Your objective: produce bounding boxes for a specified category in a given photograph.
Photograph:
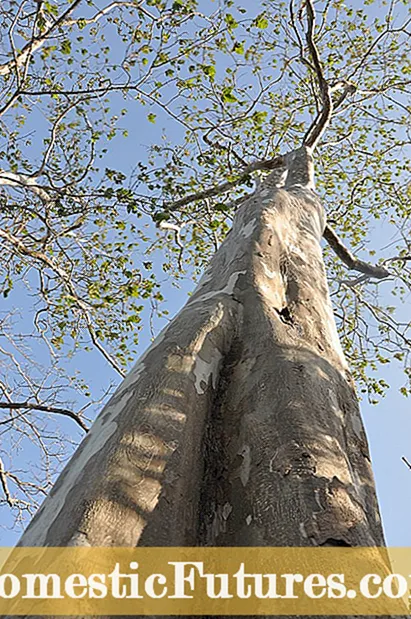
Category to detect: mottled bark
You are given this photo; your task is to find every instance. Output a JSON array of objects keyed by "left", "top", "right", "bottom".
[{"left": 17, "top": 147, "right": 384, "bottom": 553}]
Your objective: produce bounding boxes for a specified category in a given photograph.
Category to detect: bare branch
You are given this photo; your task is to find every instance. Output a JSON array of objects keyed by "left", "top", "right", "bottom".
[
  {"left": 301, "top": 0, "right": 333, "bottom": 150},
  {"left": 0, "top": 402, "right": 89, "bottom": 433},
  {"left": 165, "top": 156, "right": 283, "bottom": 212},
  {"left": 0, "top": 456, "right": 14, "bottom": 507},
  {"left": 0, "top": 170, "right": 55, "bottom": 202},
  {"left": 323, "top": 224, "right": 391, "bottom": 280}
]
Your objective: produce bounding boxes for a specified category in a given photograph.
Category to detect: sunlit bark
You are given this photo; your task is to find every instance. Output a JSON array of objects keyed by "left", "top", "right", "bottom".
[{"left": 18, "top": 148, "right": 384, "bottom": 552}]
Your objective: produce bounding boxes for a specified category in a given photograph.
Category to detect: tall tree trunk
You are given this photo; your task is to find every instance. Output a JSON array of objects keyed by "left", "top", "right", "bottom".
[{"left": 17, "top": 147, "right": 385, "bottom": 550}]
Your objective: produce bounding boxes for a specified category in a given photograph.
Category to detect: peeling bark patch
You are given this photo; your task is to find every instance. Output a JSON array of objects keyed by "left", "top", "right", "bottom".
[
  {"left": 193, "top": 270, "right": 247, "bottom": 304},
  {"left": 193, "top": 348, "right": 223, "bottom": 394},
  {"left": 240, "top": 219, "right": 257, "bottom": 238},
  {"left": 313, "top": 436, "right": 352, "bottom": 485},
  {"left": 20, "top": 390, "right": 134, "bottom": 546},
  {"left": 238, "top": 445, "right": 251, "bottom": 486},
  {"left": 222, "top": 502, "right": 233, "bottom": 520},
  {"left": 304, "top": 478, "right": 366, "bottom": 546},
  {"left": 261, "top": 262, "right": 276, "bottom": 279}
]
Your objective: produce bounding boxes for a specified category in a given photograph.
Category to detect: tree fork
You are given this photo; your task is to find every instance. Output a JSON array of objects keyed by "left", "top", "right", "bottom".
[{"left": 17, "top": 147, "right": 385, "bottom": 552}]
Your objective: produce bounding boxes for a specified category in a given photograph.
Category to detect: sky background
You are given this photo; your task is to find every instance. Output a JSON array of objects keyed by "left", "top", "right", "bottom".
[{"left": 0, "top": 0, "right": 410, "bottom": 547}]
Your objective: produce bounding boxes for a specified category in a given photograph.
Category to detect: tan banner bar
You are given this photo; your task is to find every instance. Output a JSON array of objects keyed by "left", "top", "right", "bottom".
[{"left": 0, "top": 547, "right": 410, "bottom": 615}]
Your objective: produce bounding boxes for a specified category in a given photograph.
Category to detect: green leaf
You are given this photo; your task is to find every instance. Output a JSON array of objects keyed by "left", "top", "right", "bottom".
[
  {"left": 221, "top": 87, "right": 237, "bottom": 103},
  {"left": 253, "top": 13, "right": 269, "bottom": 29},
  {"left": 225, "top": 14, "right": 238, "bottom": 29},
  {"left": 147, "top": 113, "right": 157, "bottom": 123},
  {"left": 60, "top": 39, "right": 72, "bottom": 55},
  {"left": 201, "top": 64, "right": 216, "bottom": 80},
  {"left": 232, "top": 41, "right": 244, "bottom": 55}
]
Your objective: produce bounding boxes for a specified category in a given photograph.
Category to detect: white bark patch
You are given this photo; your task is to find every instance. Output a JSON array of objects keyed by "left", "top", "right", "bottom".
[
  {"left": 21, "top": 389, "right": 134, "bottom": 546},
  {"left": 238, "top": 445, "right": 251, "bottom": 486},
  {"left": 239, "top": 219, "right": 257, "bottom": 238},
  {"left": 193, "top": 270, "right": 246, "bottom": 304},
  {"left": 259, "top": 282, "right": 273, "bottom": 297},
  {"left": 193, "top": 348, "right": 223, "bottom": 394},
  {"left": 222, "top": 502, "right": 233, "bottom": 520},
  {"left": 67, "top": 532, "right": 91, "bottom": 547},
  {"left": 324, "top": 303, "right": 348, "bottom": 368},
  {"left": 328, "top": 389, "right": 344, "bottom": 421},
  {"left": 246, "top": 515, "right": 252, "bottom": 526},
  {"left": 261, "top": 262, "right": 276, "bottom": 279},
  {"left": 313, "top": 436, "right": 352, "bottom": 485},
  {"left": 289, "top": 243, "right": 307, "bottom": 261},
  {"left": 299, "top": 522, "right": 308, "bottom": 538}
]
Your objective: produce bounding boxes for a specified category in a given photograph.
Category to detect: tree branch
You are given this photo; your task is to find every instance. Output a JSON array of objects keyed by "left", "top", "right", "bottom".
[
  {"left": 0, "top": 227, "right": 126, "bottom": 377},
  {"left": 301, "top": 2, "right": 357, "bottom": 149},
  {"left": 165, "top": 156, "right": 283, "bottom": 212},
  {"left": 0, "top": 0, "right": 84, "bottom": 78},
  {"left": 323, "top": 224, "right": 391, "bottom": 280},
  {"left": 160, "top": 154, "right": 393, "bottom": 283},
  {"left": 0, "top": 456, "right": 14, "bottom": 507},
  {"left": 0, "top": 402, "right": 89, "bottom": 433},
  {"left": 0, "top": 170, "right": 55, "bottom": 202},
  {"left": 301, "top": 0, "right": 333, "bottom": 150}
]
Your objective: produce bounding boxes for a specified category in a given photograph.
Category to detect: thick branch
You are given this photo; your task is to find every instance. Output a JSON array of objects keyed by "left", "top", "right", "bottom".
[
  {"left": 301, "top": 0, "right": 333, "bottom": 150},
  {"left": 0, "top": 402, "right": 89, "bottom": 433},
  {"left": 162, "top": 158, "right": 392, "bottom": 283},
  {"left": 323, "top": 225, "right": 391, "bottom": 280},
  {"left": 165, "top": 156, "right": 283, "bottom": 212},
  {"left": 0, "top": 170, "right": 55, "bottom": 202}
]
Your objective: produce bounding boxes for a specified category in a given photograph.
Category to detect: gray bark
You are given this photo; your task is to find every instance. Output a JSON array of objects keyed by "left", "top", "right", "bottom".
[{"left": 17, "top": 147, "right": 385, "bottom": 552}]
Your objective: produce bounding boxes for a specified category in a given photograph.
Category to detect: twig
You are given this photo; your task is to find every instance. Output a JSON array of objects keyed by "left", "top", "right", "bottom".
[
  {"left": 0, "top": 456, "right": 14, "bottom": 507},
  {"left": 0, "top": 0, "right": 83, "bottom": 77},
  {"left": 0, "top": 227, "right": 126, "bottom": 377},
  {"left": 158, "top": 220, "right": 197, "bottom": 271}
]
